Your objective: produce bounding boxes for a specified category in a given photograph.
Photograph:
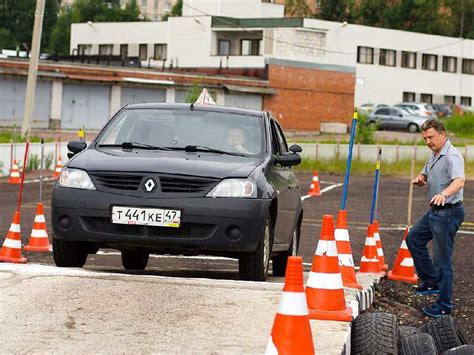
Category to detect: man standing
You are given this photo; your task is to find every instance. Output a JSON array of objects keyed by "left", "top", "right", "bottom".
[{"left": 407, "top": 119, "right": 465, "bottom": 318}]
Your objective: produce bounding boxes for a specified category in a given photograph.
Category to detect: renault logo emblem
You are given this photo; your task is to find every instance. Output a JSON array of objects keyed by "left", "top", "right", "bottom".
[{"left": 143, "top": 178, "right": 157, "bottom": 193}]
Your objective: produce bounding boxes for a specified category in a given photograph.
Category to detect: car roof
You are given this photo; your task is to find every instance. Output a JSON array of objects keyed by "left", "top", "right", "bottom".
[{"left": 124, "top": 103, "right": 265, "bottom": 117}]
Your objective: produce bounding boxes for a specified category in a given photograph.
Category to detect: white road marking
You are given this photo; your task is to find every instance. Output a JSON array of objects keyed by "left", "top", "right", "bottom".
[{"left": 301, "top": 182, "right": 343, "bottom": 201}]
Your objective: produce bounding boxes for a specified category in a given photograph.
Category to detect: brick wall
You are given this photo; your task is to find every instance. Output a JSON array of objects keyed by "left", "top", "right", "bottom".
[{"left": 263, "top": 64, "right": 355, "bottom": 131}]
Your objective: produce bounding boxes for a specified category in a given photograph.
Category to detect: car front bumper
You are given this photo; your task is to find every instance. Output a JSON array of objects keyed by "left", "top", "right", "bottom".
[{"left": 51, "top": 187, "right": 272, "bottom": 255}]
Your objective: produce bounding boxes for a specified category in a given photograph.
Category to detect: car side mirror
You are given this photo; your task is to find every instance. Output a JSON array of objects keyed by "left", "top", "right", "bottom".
[
  {"left": 289, "top": 144, "right": 302, "bottom": 153},
  {"left": 67, "top": 141, "right": 87, "bottom": 158},
  {"left": 276, "top": 152, "right": 301, "bottom": 167},
  {"left": 399, "top": 114, "right": 403, "bottom": 117}
]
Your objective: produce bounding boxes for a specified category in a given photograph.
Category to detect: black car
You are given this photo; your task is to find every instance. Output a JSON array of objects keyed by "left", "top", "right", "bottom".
[{"left": 52, "top": 103, "right": 303, "bottom": 281}]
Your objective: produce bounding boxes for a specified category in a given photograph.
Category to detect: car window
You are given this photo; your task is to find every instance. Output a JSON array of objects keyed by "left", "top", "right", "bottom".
[
  {"left": 375, "top": 108, "right": 390, "bottom": 115},
  {"left": 96, "top": 108, "right": 265, "bottom": 156},
  {"left": 274, "top": 121, "right": 289, "bottom": 154},
  {"left": 269, "top": 120, "right": 281, "bottom": 155},
  {"left": 389, "top": 108, "right": 400, "bottom": 116}
]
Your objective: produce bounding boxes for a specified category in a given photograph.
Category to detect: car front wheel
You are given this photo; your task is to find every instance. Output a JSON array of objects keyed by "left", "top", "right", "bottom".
[
  {"left": 53, "top": 237, "right": 88, "bottom": 268},
  {"left": 408, "top": 123, "right": 418, "bottom": 133},
  {"left": 239, "top": 217, "right": 273, "bottom": 281},
  {"left": 121, "top": 250, "right": 150, "bottom": 271}
]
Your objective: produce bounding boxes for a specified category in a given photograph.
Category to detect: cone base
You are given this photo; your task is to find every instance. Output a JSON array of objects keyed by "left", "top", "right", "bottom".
[
  {"left": 0, "top": 254, "right": 27, "bottom": 263},
  {"left": 358, "top": 271, "right": 387, "bottom": 278},
  {"left": 7, "top": 179, "right": 21, "bottom": 184},
  {"left": 308, "top": 306, "right": 353, "bottom": 322},
  {"left": 308, "top": 192, "right": 321, "bottom": 196},
  {"left": 24, "top": 244, "right": 52, "bottom": 252},
  {"left": 387, "top": 271, "right": 418, "bottom": 284},
  {"left": 343, "top": 281, "right": 363, "bottom": 290}
]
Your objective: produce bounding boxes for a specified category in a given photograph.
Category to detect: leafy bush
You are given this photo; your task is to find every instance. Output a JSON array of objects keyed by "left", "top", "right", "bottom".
[
  {"left": 27, "top": 154, "right": 40, "bottom": 172},
  {"left": 443, "top": 114, "right": 474, "bottom": 139},
  {"left": 355, "top": 114, "right": 376, "bottom": 144},
  {"left": 45, "top": 152, "right": 54, "bottom": 171}
]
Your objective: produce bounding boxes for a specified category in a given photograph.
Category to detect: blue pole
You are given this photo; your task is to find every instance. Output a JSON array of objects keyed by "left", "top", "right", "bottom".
[
  {"left": 370, "top": 160, "right": 381, "bottom": 224},
  {"left": 340, "top": 109, "right": 359, "bottom": 210}
]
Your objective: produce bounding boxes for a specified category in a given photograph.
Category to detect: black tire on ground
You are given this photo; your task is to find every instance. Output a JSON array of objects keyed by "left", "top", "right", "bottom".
[
  {"left": 399, "top": 333, "right": 438, "bottom": 355},
  {"left": 408, "top": 123, "right": 419, "bottom": 133},
  {"left": 272, "top": 222, "right": 300, "bottom": 277},
  {"left": 443, "top": 345, "right": 474, "bottom": 354},
  {"left": 420, "top": 316, "right": 466, "bottom": 353},
  {"left": 53, "top": 237, "right": 88, "bottom": 268},
  {"left": 399, "top": 325, "right": 422, "bottom": 338},
  {"left": 351, "top": 312, "right": 399, "bottom": 354},
  {"left": 238, "top": 217, "right": 273, "bottom": 281},
  {"left": 121, "top": 250, "right": 150, "bottom": 271}
]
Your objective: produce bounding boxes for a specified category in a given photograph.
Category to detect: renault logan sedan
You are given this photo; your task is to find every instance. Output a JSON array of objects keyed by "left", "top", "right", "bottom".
[{"left": 52, "top": 103, "right": 303, "bottom": 281}]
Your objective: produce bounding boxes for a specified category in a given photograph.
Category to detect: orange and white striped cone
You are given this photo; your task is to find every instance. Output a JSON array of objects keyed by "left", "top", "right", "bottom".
[
  {"left": 7, "top": 160, "right": 21, "bottom": 184},
  {"left": 53, "top": 156, "right": 63, "bottom": 179},
  {"left": 265, "top": 256, "right": 314, "bottom": 355},
  {"left": 24, "top": 203, "right": 52, "bottom": 252},
  {"left": 335, "top": 210, "right": 363, "bottom": 290},
  {"left": 358, "top": 224, "right": 383, "bottom": 275},
  {"left": 307, "top": 171, "right": 321, "bottom": 196},
  {"left": 0, "top": 211, "right": 27, "bottom": 263},
  {"left": 372, "top": 220, "right": 388, "bottom": 271},
  {"left": 387, "top": 227, "right": 418, "bottom": 284},
  {"left": 306, "top": 215, "right": 352, "bottom": 322}
]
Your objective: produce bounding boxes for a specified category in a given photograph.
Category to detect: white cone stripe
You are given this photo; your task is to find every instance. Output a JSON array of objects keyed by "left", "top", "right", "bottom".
[
  {"left": 315, "top": 240, "right": 338, "bottom": 256},
  {"left": 11, "top": 172, "right": 20, "bottom": 177},
  {"left": 31, "top": 229, "right": 48, "bottom": 238},
  {"left": 9, "top": 224, "right": 20, "bottom": 233},
  {"left": 400, "top": 258, "right": 414, "bottom": 267},
  {"left": 361, "top": 256, "right": 379, "bottom": 263},
  {"left": 338, "top": 254, "right": 355, "bottom": 267},
  {"left": 265, "top": 337, "right": 278, "bottom": 355},
  {"left": 364, "top": 237, "right": 376, "bottom": 246},
  {"left": 307, "top": 271, "right": 344, "bottom": 290},
  {"left": 35, "top": 215, "right": 46, "bottom": 223},
  {"left": 401, "top": 241, "right": 408, "bottom": 249},
  {"left": 312, "top": 177, "right": 319, "bottom": 181},
  {"left": 335, "top": 228, "right": 350, "bottom": 241},
  {"left": 310, "top": 184, "right": 314, "bottom": 189},
  {"left": 2, "top": 238, "right": 21, "bottom": 249},
  {"left": 377, "top": 248, "right": 384, "bottom": 256},
  {"left": 12, "top": 164, "right": 19, "bottom": 169},
  {"left": 278, "top": 292, "right": 309, "bottom": 316},
  {"left": 373, "top": 233, "right": 381, "bottom": 241}
]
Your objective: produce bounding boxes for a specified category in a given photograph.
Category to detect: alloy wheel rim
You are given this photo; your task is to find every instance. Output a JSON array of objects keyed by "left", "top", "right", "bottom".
[
  {"left": 291, "top": 229, "right": 298, "bottom": 256},
  {"left": 263, "top": 222, "right": 270, "bottom": 274}
]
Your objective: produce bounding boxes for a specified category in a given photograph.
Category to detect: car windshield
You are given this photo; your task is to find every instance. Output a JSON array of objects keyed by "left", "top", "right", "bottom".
[{"left": 96, "top": 108, "right": 265, "bottom": 156}]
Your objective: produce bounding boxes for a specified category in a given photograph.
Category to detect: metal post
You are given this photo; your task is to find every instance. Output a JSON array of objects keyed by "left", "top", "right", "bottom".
[
  {"left": 396, "top": 143, "right": 399, "bottom": 163},
  {"left": 21, "top": 0, "right": 46, "bottom": 139},
  {"left": 370, "top": 150, "right": 381, "bottom": 224},
  {"left": 315, "top": 143, "right": 319, "bottom": 161},
  {"left": 39, "top": 138, "right": 44, "bottom": 203},
  {"left": 374, "top": 147, "right": 382, "bottom": 221},
  {"left": 340, "top": 109, "right": 359, "bottom": 210}
]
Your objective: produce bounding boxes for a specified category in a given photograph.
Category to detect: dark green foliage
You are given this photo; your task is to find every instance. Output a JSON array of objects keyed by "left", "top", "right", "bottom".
[{"left": 285, "top": 0, "right": 312, "bottom": 17}]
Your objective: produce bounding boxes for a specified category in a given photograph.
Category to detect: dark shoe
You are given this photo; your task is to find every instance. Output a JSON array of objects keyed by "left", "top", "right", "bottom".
[
  {"left": 416, "top": 283, "right": 440, "bottom": 295},
  {"left": 422, "top": 303, "right": 452, "bottom": 318}
]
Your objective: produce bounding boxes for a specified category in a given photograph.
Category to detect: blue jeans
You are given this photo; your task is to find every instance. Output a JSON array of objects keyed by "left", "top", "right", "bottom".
[{"left": 406, "top": 205, "right": 464, "bottom": 309}]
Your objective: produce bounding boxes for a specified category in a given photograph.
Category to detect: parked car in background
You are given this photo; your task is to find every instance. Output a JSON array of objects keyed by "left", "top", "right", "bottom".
[
  {"left": 358, "top": 103, "right": 389, "bottom": 115},
  {"left": 368, "top": 106, "right": 428, "bottom": 132},
  {"left": 394, "top": 103, "right": 437, "bottom": 119},
  {"left": 51, "top": 103, "right": 303, "bottom": 281},
  {"left": 432, "top": 104, "right": 453, "bottom": 118}
]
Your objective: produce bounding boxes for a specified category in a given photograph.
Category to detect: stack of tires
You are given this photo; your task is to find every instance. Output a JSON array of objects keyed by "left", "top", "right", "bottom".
[{"left": 351, "top": 312, "right": 472, "bottom": 354}]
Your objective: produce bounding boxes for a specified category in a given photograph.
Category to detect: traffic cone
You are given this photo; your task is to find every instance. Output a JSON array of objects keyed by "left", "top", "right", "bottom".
[
  {"left": 358, "top": 224, "right": 383, "bottom": 275},
  {"left": 335, "top": 210, "right": 363, "bottom": 289},
  {"left": 24, "top": 203, "right": 52, "bottom": 252},
  {"left": 53, "top": 155, "right": 63, "bottom": 178},
  {"left": 387, "top": 227, "right": 418, "bottom": 284},
  {"left": 265, "top": 256, "right": 314, "bottom": 355},
  {"left": 372, "top": 220, "right": 388, "bottom": 271},
  {"left": 0, "top": 211, "right": 27, "bottom": 263},
  {"left": 307, "top": 171, "right": 321, "bottom": 196},
  {"left": 7, "top": 160, "right": 21, "bottom": 184},
  {"left": 306, "top": 215, "right": 352, "bottom": 322}
]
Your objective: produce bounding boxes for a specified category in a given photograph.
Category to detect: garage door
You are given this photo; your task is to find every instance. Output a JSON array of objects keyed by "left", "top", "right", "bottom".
[
  {"left": 0, "top": 78, "right": 51, "bottom": 122},
  {"left": 224, "top": 93, "right": 262, "bottom": 110},
  {"left": 121, "top": 87, "right": 166, "bottom": 105},
  {"left": 62, "top": 84, "right": 110, "bottom": 129}
]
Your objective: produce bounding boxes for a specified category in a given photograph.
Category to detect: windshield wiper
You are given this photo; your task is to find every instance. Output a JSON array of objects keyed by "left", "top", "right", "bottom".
[
  {"left": 167, "top": 145, "right": 246, "bottom": 156},
  {"left": 98, "top": 142, "right": 172, "bottom": 151}
]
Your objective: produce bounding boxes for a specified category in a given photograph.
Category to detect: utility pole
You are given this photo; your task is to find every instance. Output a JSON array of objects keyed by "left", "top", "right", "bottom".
[{"left": 21, "top": 0, "right": 46, "bottom": 139}]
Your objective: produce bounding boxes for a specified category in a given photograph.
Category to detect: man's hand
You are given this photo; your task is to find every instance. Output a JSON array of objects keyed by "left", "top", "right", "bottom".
[
  {"left": 412, "top": 174, "right": 427, "bottom": 186},
  {"left": 430, "top": 193, "right": 446, "bottom": 206}
]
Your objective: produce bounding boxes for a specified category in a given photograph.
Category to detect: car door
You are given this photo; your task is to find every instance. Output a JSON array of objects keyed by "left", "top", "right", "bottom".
[
  {"left": 389, "top": 108, "right": 406, "bottom": 128},
  {"left": 373, "top": 108, "right": 390, "bottom": 129}
]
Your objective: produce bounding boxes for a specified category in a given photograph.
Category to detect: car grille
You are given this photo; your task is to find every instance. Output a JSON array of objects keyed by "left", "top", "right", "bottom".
[{"left": 90, "top": 172, "right": 219, "bottom": 194}]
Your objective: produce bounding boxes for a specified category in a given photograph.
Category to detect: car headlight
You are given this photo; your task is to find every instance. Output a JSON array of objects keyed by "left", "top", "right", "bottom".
[
  {"left": 206, "top": 179, "right": 257, "bottom": 198},
  {"left": 58, "top": 168, "right": 96, "bottom": 190}
]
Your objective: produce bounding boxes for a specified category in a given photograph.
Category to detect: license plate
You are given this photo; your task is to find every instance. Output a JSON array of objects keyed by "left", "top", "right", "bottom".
[{"left": 111, "top": 206, "right": 181, "bottom": 228}]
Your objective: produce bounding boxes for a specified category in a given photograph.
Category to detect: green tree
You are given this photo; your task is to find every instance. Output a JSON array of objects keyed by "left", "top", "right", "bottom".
[
  {"left": 318, "top": 0, "right": 355, "bottom": 22},
  {"left": 285, "top": 0, "right": 313, "bottom": 17},
  {"left": 185, "top": 82, "right": 203, "bottom": 103},
  {"left": 0, "top": 28, "right": 15, "bottom": 49},
  {"left": 354, "top": 0, "right": 389, "bottom": 27},
  {"left": 163, "top": 0, "right": 182, "bottom": 21}
]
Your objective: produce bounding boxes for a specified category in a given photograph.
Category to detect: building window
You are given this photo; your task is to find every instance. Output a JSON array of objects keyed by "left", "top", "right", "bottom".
[
  {"left": 154, "top": 44, "right": 167, "bottom": 60},
  {"left": 420, "top": 93, "right": 433, "bottom": 103},
  {"left": 444, "top": 96, "right": 456, "bottom": 104},
  {"left": 77, "top": 44, "right": 92, "bottom": 55},
  {"left": 218, "top": 40, "right": 231, "bottom": 56},
  {"left": 379, "top": 49, "right": 396, "bottom": 66},
  {"left": 357, "top": 46, "right": 374, "bottom": 64},
  {"left": 461, "top": 97, "right": 472, "bottom": 106},
  {"left": 422, "top": 54, "right": 438, "bottom": 71},
  {"left": 120, "top": 44, "right": 128, "bottom": 58},
  {"left": 443, "top": 56, "right": 457, "bottom": 73},
  {"left": 141, "top": 0, "right": 147, "bottom": 7},
  {"left": 98, "top": 44, "right": 113, "bottom": 55},
  {"left": 139, "top": 44, "right": 148, "bottom": 60},
  {"left": 401, "top": 51, "right": 417, "bottom": 69},
  {"left": 462, "top": 59, "right": 474, "bottom": 74},
  {"left": 403, "top": 92, "right": 416, "bottom": 102},
  {"left": 241, "top": 39, "right": 260, "bottom": 56},
  {"left": 154, "top": 0, "right": 159, "bottom": 10}
]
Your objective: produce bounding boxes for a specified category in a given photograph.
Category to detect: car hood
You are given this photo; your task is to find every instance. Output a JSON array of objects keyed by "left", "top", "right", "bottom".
[{"left": 67, "top": 148, "right": 262, "bottom": 179}]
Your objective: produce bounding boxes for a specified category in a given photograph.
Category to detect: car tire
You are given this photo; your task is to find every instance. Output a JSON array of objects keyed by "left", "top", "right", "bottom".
[
  {"left": 239, "top": 217, "right": 273, "bottom": 281},
  {"left": 351, "top": 312, "right": 399, "bottom": 354},
  {"left": 443, "top": 345, "right": 474, "bottom": 354},
  {"left": 399, "top": 333, "right": 438, "bottom": 355},
  {"left": 121, "top": 250, "right": 150, "bottom": 271},
  {"left": 399, "top": 325, "right": 422, "bottom": 338},
  {"left": 408, "top": 123, "right": 418, "bottom": 133},
  {"left": 52, "top": 237, "right": 88, "bottom": 268},
  {"left": 420, "top": 316, "right": 467, "bottom": 353},
  {"left": 272, "top": 223, "right": 299, "bottom": 277}
]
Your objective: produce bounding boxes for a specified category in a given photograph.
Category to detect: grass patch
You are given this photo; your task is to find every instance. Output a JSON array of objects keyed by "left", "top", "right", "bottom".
[
  {"left": 0, "top": 132, "right": 54, "bottom": 143},
  {"left": 443, "top": 114, "right": 474, "bottom": 139}
]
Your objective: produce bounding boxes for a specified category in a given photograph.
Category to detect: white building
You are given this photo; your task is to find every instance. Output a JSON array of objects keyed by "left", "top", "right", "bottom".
[{"left": 70, "top": 0, "right": 473, "bottom": 106}]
